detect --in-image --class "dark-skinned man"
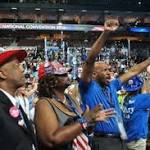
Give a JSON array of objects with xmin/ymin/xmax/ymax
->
[{"xmin": 79, "ymin": 19, "xmax": 150, "ymax": 150}]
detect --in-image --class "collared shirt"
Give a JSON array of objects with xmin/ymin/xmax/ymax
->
[
  {"xmin": 79, "ymin": 78, "xmax": 122, "ymax": 134},
  {"xmin": 0, "ymin": 88, "xmax": 19, "ymax": 107},
  {"xmin": 0, "ymin": 88, "xmax": 36, "ymax": 150},
  {"xmin": 16, "ymin": 96, "xmax": 30, "ymax": 119}
]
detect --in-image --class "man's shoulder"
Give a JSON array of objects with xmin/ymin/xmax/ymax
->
[
  {"xmin": 110, "ymin": 78, "xmax": 121, "ymax": 84},
  {"xmin": 80, "ymin": 79, "xmax": 98, "ymax": 84},
  {"xmin": 136, "ymin": 93, "xmax": 150, "ymax": 99},
  {"xmin": 79, "ymin": 79, "xmax": 96, "ymax": 88},
  {"xmin": 110, "ymin": 78, "xmax": 122, "ymax": 89}
]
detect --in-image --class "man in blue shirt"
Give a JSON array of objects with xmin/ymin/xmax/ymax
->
[
  {"xmin": 122, "ymin": 76, "xmax": 150, "ymax": 150},
  {"xmin": 79, "ymin": 19, "xmax": 150, "ymax": 150}
]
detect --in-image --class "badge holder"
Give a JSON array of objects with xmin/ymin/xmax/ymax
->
[{"xmin": 116, "ymin": 115, "xmax": 127, "ymax": 140}]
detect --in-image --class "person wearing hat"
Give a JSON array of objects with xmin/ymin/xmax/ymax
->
[
  {"xmin": 34, "ymin": 60, "xmax": 115, "ymax": 150},
  {"xmin": 78, "ymin": 19, "xmax": 150, "ymax": 150},
  {"xmin": 122, "ymin": 76, "xmax": 150, "ymax": 150},
  {"xmin": 0, "ymin": 49, "xmax": 37, "ymax": 150}
]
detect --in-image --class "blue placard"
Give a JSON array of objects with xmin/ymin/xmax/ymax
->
[{"xmin": 129, "ymin": 27, "xmax": 150, "ymax": 33}]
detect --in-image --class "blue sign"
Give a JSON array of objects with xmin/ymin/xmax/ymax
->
[{"xmin": 129, "ymin": 27, "xmax": 150, "ymax": 33}]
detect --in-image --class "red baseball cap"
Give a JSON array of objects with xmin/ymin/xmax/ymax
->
[
  {"xmin": 0, "ymin": 48, "xmax": 27, "ymax": 66},
  {"xmin": 38, "ymin": 61, "xmax": 71, "ymax": 80}
]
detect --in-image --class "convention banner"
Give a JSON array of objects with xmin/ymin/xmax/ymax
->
[{"xmin": 0, "ymin": 23, "xmax": 104, "ymax": 32}]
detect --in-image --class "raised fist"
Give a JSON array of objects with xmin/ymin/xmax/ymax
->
[{"xmin": 104, "ymin": 19, "xmax": 119, "ymax": 31}]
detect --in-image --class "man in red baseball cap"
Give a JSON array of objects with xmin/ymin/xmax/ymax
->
[
  {"xmin": 0, "ymin": 48, "xmax": 27, "ymax": 65},
  {"xmin": 0, "ymin": 48, "xmax": 37, "ymax": 150}
]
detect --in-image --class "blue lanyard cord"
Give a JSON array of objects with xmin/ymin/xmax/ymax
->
[
  {"xmin": 64, "ymin": 94, "xmax": 82, "ymax": 118},
  {"xmin": 64, "ymin": 94, "xmax": 90, "ymax": 131},
  {"xmin": 102, "ymin": 87, "xmax": 115, "ymax": 108},
  {"xmin": 52, "ymin": 94, "xmax": 90, "ymax": 133},
  {"xmin": 52, "ymin": 94, "xmax": 82, "ymax": 118}
]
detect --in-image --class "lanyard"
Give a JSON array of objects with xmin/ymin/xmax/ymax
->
[
  {"xmin": 102, "ymin": 87, "xmax": 115, "ymax": 108},
  {"xmin": 53, "ymin": 94, "xmax": 82, "ymax": 118},
  {"xmin": 64, "ymin": 94, "xmax": 82, "ymax": 118}
]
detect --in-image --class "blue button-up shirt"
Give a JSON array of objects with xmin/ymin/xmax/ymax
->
[{"xmin": 79, "ymin": 78, "xmax": 122, "ymax": 134}]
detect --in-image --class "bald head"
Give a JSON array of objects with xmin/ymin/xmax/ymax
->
[
  {"xmin": 93, "ymin": 62, "xmax": 111, "ymax": 86},
  {"xmin": 94, "ymin": 62, "xmax": 109, "ymax": 72}
]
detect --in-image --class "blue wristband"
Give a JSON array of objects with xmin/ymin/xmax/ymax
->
[{"xmin": 77, "ymin": 116, "xmax": 88, "ymax": 130}]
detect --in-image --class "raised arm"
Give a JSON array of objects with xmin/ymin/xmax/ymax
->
[
  {"xmin": 120, "ymin": 58, "xmax": 150, "ymax": 84},
  {"xmin": 142, "ymin": 67, "xmax": 150, "ymax": 93},
  {"xmin": 35, "ymin": 100, "xmax": 82, "ymax": 147},
  {"xmin": 81, "ymin": 19, "xmax": 119, "ymax": 83},
  {"xmin": 142, "ymin": 79, "xmax": 150, "ymax": 93}
]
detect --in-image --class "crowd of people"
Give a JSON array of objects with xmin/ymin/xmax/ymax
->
[{"xmin": 0, "ymin": 19, "xmax": 150, "ymax": 150}]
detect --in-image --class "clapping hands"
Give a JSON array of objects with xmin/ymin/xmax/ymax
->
[{"xmin": 83, "ymin": 104, "xmax": 116, "ymax": 123}]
